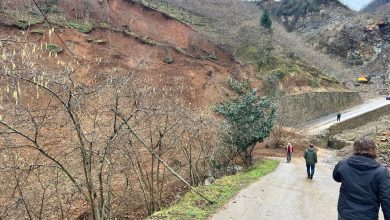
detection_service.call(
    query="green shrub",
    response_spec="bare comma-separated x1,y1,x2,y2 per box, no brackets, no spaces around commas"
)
45,43,62,54
309,79,320,87
46,14,67,27
273,70,286,79
99,22,110,29
15,20,29,29
214,77,277,168
67,21,93,33
241,46,259,61
37,1,61,14
31,28,45,35
15,18,40,29
163,57,174,64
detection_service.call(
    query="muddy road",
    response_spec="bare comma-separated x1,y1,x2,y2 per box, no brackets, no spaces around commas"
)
211,149,385,220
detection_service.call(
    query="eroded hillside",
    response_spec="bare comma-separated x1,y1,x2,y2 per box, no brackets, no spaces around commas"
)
0,0,352,219
271,0,390,97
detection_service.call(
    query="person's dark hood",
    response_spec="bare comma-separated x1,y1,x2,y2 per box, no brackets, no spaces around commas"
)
347,155,380,171
307,147,315,152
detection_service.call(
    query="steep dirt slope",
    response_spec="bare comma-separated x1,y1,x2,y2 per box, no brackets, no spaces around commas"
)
274,0,390,66
127,0,351,95
0,0,249,109
271,0,390,95
0,1,250,219
0,0,353,219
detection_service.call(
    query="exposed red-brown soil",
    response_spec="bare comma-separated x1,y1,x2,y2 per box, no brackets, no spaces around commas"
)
0,1,248,219
253,129,311,160
0,1,348,219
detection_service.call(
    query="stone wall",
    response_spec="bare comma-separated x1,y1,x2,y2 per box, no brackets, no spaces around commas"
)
278,92,362,126
327,104,390,136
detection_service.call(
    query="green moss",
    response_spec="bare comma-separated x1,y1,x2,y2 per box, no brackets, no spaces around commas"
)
45,43,62,54
149,159,279,220
67,20,93,33
15,18,41,30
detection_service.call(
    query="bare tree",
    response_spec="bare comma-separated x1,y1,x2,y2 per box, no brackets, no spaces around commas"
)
0,37,217,219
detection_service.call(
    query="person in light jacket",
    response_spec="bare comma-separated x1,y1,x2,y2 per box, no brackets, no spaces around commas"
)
333,137,390,220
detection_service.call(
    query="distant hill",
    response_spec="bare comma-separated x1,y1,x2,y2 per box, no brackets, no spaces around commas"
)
273,0,390,76
270,0,350,32
361,0,390,13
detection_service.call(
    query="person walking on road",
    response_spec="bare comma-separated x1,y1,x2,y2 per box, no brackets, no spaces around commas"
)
333,137,390,220
304,144,317,179
337,113,341,122
286,142,293,163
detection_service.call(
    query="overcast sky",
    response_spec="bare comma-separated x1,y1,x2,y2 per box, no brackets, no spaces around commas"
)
339,0,373,10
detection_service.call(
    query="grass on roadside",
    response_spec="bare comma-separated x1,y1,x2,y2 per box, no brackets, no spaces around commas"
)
149,159,279,220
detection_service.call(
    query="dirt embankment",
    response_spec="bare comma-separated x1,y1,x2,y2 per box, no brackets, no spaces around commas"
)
1,0,247,109
0,1,248,219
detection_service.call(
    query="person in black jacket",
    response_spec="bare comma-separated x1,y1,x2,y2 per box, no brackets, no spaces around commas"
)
333,137,390,220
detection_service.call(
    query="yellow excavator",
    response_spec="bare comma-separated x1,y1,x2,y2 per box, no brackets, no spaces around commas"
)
356,74,374,84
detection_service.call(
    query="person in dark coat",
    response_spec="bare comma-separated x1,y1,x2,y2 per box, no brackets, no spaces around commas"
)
337,113,341,122
304,144,317,179
286,142,293,163
333,137,390,220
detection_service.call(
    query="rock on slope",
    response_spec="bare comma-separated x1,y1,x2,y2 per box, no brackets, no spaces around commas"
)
273,0,390,80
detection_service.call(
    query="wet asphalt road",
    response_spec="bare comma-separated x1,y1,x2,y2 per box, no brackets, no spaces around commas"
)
211,149,386,220
299,97,390,135
211,97,390,220
210,149,339,220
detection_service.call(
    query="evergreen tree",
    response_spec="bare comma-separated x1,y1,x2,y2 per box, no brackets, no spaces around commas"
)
214,77,276,168
260,10,272,29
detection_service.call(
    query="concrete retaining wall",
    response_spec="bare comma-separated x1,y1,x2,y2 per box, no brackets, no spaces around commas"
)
327,104,390,136
278,92,362,126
